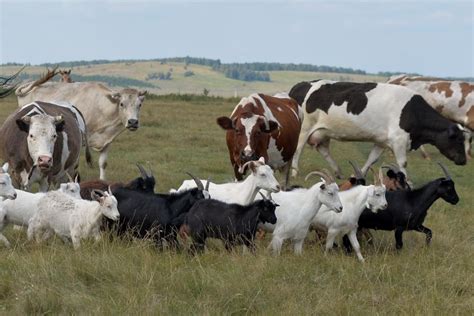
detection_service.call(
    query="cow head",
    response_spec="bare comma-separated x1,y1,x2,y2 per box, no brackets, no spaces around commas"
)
107,89,147,131
217,113,278,165
16,114,64,172
0,163,17,200
435,124,467,166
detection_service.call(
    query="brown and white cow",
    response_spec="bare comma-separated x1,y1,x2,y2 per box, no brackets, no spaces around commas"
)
15,70,147,180
217,93,303,187
0,101,89,191
388,75,473,159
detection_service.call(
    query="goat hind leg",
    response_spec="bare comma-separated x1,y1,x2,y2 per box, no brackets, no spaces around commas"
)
416,225,432,245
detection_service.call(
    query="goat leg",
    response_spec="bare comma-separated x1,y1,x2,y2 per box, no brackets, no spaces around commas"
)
416,225,432,245
395,227,404,250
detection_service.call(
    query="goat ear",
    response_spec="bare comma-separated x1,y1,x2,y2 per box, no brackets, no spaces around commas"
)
216,116,234,130
1,162,9,173
319,183,326,190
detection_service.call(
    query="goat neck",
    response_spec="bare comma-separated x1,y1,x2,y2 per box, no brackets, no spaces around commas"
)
232,173,261,205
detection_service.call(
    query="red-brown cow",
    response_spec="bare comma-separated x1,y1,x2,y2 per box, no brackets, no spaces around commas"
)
217,93,303,187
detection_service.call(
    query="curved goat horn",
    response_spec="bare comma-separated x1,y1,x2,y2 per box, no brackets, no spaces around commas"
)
368,167,380,185
378,167,384,186
205,177,211,191
239,160,254,174
136,163,148,179
348,161,364,179
146,161,153,177
186,172,204,190
65,171,74,183
437,162,452,180
259,191,268,200
305,170,332,183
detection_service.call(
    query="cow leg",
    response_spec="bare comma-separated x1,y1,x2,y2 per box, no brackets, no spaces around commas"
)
270,236,284,256
361,144,385,176
293,238,305,255
419,145,431,160
395,227,404,250
316,139,343,179
291,127,313,177
99,145,110,180
20,169,30,191
416,225,432,245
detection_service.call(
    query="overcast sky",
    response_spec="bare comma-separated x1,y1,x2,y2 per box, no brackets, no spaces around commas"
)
1,0,472,77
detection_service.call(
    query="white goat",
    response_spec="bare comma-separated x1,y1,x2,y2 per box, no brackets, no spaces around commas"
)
311,169,387,262
27,188,119,249
261,170,343,255
0,163,17,201
0,179,80,247
175,157,281,205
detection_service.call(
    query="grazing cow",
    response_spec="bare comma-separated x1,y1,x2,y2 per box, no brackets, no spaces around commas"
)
15,69,147,180
288,80,467,178
58,69,73,83
110,175,209,248
180,193,278,254
388,75,473,159
0,101,90,191
80,163,155,199
217,93,303,187
351,163,459,250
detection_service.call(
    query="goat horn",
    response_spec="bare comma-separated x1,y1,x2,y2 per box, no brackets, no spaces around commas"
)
378,167,384,186
186,172,204,190
437,162,452,180
348,161,364,179
305,170,331,183
205,177,211,191
239,160,254,174
321,168,335,183
108,185,112,196
368,167,380,185
136,163,148,179
65,171,74,182
259,191,268,200
146,161,153,177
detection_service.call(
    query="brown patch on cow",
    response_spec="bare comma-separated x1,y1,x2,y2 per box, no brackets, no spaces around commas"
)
388,75,407,85
459,82,474,107
428,82,453,98
466,106,474,130
405,76,444,82
435,105,444,113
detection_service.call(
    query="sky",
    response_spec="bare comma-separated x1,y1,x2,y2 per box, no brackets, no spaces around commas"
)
0,0,473,77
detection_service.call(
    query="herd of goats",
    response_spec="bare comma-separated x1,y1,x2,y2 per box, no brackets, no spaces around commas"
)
0,67,471,262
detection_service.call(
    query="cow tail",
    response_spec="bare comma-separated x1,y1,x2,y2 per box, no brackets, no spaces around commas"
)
15,66,58,97
84,131,93,168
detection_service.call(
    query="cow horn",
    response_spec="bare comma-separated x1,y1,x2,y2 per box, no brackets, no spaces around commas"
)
348,161,364,179
186,172,204,190
305,170,332,183
65,171,74,183
437,162,452,180
136,163,148,179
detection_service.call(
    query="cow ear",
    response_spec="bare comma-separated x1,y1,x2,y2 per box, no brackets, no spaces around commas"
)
448,125,459,139
107,93,121,104
54,116,65,132
138,90,147,101
263,120,278,133
16,116,31,132
216,117,234,130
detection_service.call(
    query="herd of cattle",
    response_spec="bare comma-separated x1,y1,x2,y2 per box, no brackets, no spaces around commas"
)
0,67,471,261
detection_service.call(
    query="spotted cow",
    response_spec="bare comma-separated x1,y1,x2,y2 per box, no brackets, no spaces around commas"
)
289,80,467,178
217,93,303,187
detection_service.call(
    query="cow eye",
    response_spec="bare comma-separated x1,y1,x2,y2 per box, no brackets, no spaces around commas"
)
120,102,124,107
29,134,33,138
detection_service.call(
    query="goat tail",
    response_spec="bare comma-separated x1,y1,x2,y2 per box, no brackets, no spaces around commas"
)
179,224,190,241
15,66,58,97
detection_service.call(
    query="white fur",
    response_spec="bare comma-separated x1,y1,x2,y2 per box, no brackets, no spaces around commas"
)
27,191,119,249
0,163,17,200
261,180,343,255
311,184,387,262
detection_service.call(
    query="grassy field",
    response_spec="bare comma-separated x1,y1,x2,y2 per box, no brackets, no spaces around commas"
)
0,93,473,315
0,61,387,97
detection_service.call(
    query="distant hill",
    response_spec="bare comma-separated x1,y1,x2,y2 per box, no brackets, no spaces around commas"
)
2,58,471,97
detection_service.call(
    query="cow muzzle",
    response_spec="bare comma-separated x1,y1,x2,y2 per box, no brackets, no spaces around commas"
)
37,155,53,170
240,152,258,164
127,119,139,131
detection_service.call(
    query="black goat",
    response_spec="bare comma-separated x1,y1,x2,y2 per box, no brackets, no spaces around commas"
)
111,174,209,248
80,163,155,199
345,163,459,250
180,193,278,254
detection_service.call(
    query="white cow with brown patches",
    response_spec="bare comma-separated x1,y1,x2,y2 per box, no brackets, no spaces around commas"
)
388,75,473,159
16,70,147,180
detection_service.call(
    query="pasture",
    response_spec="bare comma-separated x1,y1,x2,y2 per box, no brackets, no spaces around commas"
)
0,93,472,314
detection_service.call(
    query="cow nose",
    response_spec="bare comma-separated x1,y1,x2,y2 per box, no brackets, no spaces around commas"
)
38,155,52,168
127,119,139,128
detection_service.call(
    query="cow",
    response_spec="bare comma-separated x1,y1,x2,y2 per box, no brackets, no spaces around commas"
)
217,93,303,188
288,80,467,179
15,69,147,180
0,101,90,191
388,75,473,159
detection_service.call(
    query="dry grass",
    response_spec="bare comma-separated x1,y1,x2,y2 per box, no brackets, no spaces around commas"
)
0,94,472,314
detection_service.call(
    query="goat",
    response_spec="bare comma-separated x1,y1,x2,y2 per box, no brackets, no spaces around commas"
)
0,163,17,201
111,174,210,248
260,170,343,255
311,168,387,262
80,163,155,199
174,157,280,205
27,188,119,249
353,162,459,250
180,193,278,254
0,175,80,248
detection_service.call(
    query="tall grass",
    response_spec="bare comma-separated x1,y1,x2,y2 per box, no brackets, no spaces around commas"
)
0,94,472,314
